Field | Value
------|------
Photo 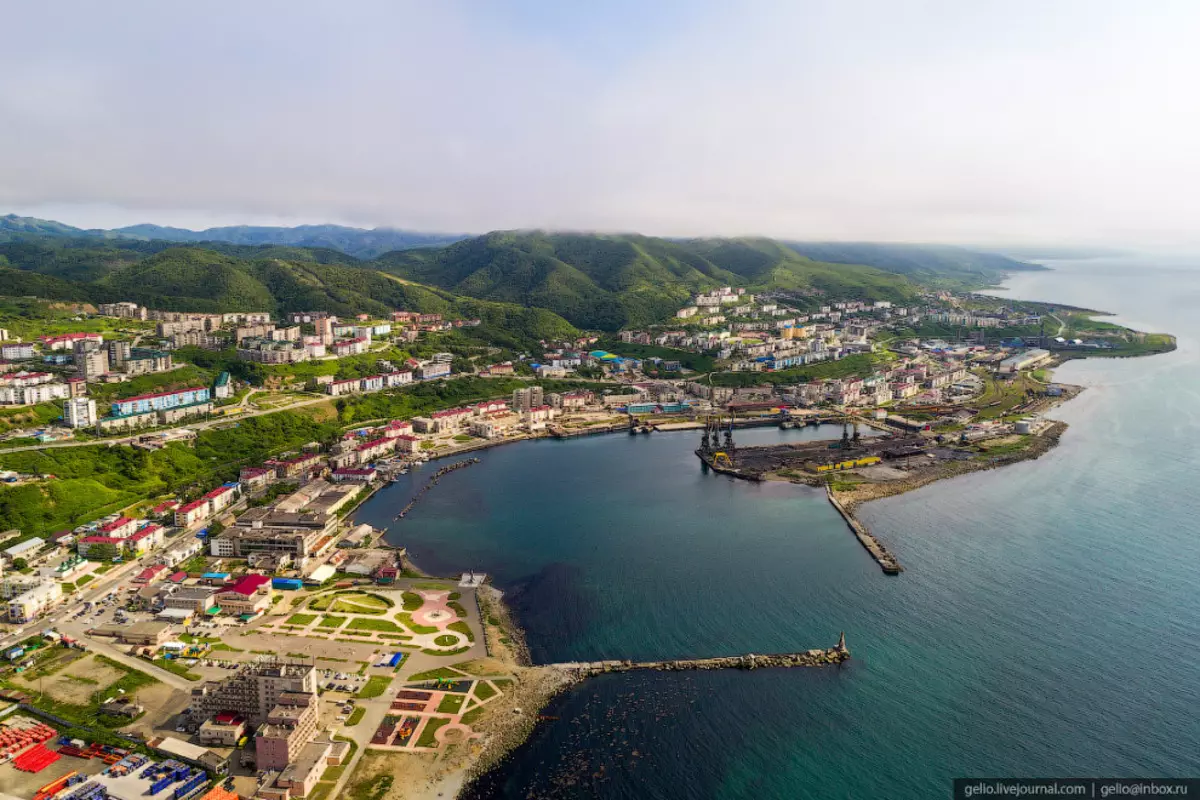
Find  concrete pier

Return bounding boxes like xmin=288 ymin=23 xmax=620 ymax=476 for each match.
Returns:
xmin=826 ymin=485 xmax=903 ymax=574
xmin=550 ymin=636 xmax=850 ymax=676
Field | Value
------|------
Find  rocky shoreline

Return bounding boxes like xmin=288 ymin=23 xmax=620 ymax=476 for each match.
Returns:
xmin=833 ymin=418 xmax=1069 ymax=514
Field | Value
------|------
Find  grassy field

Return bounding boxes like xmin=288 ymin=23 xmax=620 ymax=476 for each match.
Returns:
xmin=356 ymin=674 xmax=393 ymax=698
xmin=7 ymin=653 xmax=160 ymax=728
xmin=436 ymin=693 xmax=465 ymax=714
xmin=346 ymin=617 xmax=405 ymax=633
xmin=317 ymin=614 xmax=346 ymax=629
xmin=0 ymin=402 xmax=63 ymax=436
xmin=345 ymin=706 xmax=366 ymax=726
xmin=286 ymin=613 xmax=317 ymax=626
xmin=473 ymin=681 xmax=498 ymax=701
xmin=415 ymin=717 xmax=448 ymax=748
xmin=407 ymin=667 xmax=463 ymax=682
xmin=973 ymin=370 xmax=1041 ymax=420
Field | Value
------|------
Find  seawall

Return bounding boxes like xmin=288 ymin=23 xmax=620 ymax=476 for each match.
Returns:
xmin=825 ymin=484 xmax=904 ymax=575
xmin=550 ymin=639 xmax=850 ymax=677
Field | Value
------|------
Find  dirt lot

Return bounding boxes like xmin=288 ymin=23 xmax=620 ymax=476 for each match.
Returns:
xmin=120 ymin=682 xmax=192 ymax=739
xmin=344 ymin=750 xmax=458 ymax=800
xmin=16 ymin=654 xmax=125 ymax=705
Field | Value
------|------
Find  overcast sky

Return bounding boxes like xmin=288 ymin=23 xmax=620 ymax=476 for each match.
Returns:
xmin=3 ymin=0 xmax=1199 ymax=247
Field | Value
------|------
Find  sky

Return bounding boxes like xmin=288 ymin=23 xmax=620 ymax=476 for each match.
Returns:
xmin=2 ymin=0 xmax=1199 ymax=247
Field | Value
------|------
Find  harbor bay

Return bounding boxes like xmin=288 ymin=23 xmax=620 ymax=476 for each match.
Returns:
xmin=357 ymin=257 xmax=1200 ymax=799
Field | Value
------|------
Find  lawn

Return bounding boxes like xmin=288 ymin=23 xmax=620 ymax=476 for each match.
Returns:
xmin=154 ymin=658 xmax=202 ymax=681
xmin=286 ymin=614 xmax=317 ymax=626
xmin=436 ymin=693 xmax=465 ymax=714
xmin=415 ymin=718 xmax=448 ymax=748
xmin=356 ymin=675 xmax=393 ymax=699
xmin=407 ymin=667 xmax=463 ymax=682
xmin=448 ymin=620 xmax=474 ymax=643
xmin=400 ymin=592 xmax=422 ymax=611
xmin=345 ymin=706 xmax=366 ymax=726
xmin=346 ymin=617 xmax=404 ymax=633
xmin=394 ymin=612 xmax=438 ymax=634
xmin=433 ymin=635 xmax=458 ymax=647
xmin=473 ymin=681 xmax=497 ymax=702
xmin=317 ymin=615 xmax=346 ymax=629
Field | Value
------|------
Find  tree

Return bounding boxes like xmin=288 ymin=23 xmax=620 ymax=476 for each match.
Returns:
xmin=11 ymin=557 xmax=28 ymax=571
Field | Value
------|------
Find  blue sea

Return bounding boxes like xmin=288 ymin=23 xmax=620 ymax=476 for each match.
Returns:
xmin=356 ymin=256 xmax=1200 ymax=799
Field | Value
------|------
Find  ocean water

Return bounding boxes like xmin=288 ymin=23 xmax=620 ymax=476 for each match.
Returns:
xmin=358 ymin=256 xmax=1200 ymax=799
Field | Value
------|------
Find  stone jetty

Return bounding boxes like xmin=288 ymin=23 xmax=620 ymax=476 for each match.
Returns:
xmin=550 ymin=634 xmax=850 ymax=677
xmin=825 ymin=485 xmax=904 ymax=574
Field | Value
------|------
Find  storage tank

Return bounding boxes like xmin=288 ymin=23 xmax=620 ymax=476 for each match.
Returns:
xmin=1014 ymin=419 xmax=1033 ymax=435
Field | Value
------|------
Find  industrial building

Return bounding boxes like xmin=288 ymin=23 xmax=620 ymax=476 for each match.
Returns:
xmin=998 ymin=348 xmax=1051 ymax=374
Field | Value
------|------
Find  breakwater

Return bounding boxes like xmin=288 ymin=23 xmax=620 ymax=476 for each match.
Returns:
xmin=550 ymin=635 xmax=850 ymax=677
xmin=826 ymin=484 xmax=903 ymax=574
xmin=393 ymin=457 xmax=480 ymax=520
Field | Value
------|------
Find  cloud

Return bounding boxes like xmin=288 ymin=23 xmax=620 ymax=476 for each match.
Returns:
xmin=2 ymin=0 xmax=1200 ymax=246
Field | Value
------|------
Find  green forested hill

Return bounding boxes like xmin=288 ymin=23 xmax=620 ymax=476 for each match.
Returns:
xmin=783 ymin=242 xmax=1043 ymax=287
xmin=96 ymin=248 xmax=278 ymax=311
xmin=0 ymin=220 xmax=1037 ymax=335
xmin=0 ymin=238 xmax=579 ymax=346
xmin=377 ymin=232 xmax=919 ymax=329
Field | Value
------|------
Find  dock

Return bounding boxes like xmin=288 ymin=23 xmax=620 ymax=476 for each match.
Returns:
xmin=549 ymin=635 xmax=849 ymax=676
xmin=825 ymin=485 xmax=903 ymax=574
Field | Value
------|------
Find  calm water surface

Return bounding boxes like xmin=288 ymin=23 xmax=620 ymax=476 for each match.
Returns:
xmin=356 ymin=257 xmax=1200 ymax=799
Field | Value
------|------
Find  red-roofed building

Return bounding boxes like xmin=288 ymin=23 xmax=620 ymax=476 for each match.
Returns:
xmin=382 ymin=420 xmax=413 ymax=438
xmin=524 ymin=404 xmax=556 ymax=424
xmin=40 ymin=332 xmax=103 ymax=351
xmin=393 ymin=434 xmax=420 ymax=454
xmin=332 ymin=337 xmax=368 ymax=357
xmin=383 ymin=371 xmax=413 ymax=388
xmin=214 ymin=574 xmax=273 ymax=617
xmin=326 ymin=377 xmax=361 ymax=396
xmin=168 ymin=571 xmax=188 ymax=583
xmin=332 ymin=467 xmax=378 ymax=483
xmin=428 ymin=406 xmax=472 ymax=432
xmin=202 ymin=484 xmax=239 ymax=514
xmin=472 ymin=399 xmax=508 ymax=415
xmin=97 ymin=517 xmax=137 ymax=539
xmin=151 ymin=500 xmax=180 ymax=518
xmin=175 ymin=498 xmax=210 ymax=528
xmin=127 ymin=524 xmax=164 ymax=555
xmin=354 ymin=437 xmax=396 ymax=464
xmin=133 ymin=564 xmax=168 ymax=583
xmin=266 ymin=453 xmax=323 ymax=480
xmin=239 ymin=466 xmax=272 ymax=491
xmin=480 ymin=361 xmax=514 ymax=376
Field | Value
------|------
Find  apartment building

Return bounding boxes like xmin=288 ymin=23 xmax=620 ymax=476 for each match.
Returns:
xmin=190 ymin=661 xmax=318 ymax=726
xmin=255 ymin=691 xmax=320 ymax=771
xmin=2 ymin=577 xmax=63 ymax=623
